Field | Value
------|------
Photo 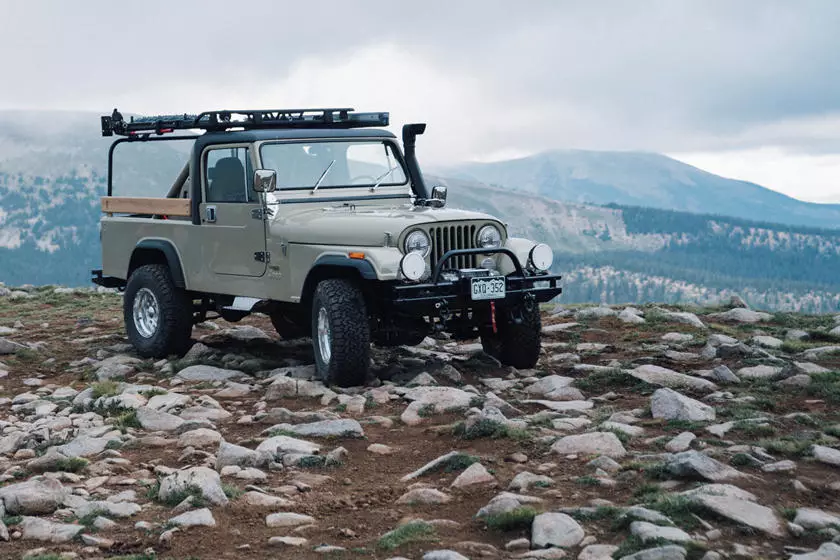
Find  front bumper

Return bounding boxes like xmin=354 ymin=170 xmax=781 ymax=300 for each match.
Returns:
xmin=390 ymin=248 xmax=562 ymax=313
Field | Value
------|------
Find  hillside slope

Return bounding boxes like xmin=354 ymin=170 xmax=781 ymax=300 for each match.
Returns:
xmin=440 ymin=150 xmax=840 ymax=229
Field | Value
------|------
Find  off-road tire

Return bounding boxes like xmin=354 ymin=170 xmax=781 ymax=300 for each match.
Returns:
xmin=124 ymin=264 xmax=193 ymax=359
xmin=480 ymin=303 xmax=542 ymax=369
xmin=270 ymin=312 xmax=306 ymax=340
xmin=311 ymin=279 xmax=370 ymax=387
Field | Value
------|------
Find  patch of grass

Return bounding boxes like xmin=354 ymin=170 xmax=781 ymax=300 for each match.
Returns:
xmin=437 ymin=453 xmax=479 ymax=474
xmin=140 ymin=388 xmax=168 ymax=398
xmin=364 ymin=396 xmax=378 ymax=409
xmin=662 ymin=419 xmax=705 ymax=432
xmin=603 ymin=428 xmax=630 ymax=446
xmin=105 ymin=439 xmax=123 ymax=450
xmin=612 ymin=535 xmax=670 ymax=559
xmin=779 ymin=507 xmax=798 ymax=521
xmin=109 ymin=555 xmax=158 ymax=560
xmin=805 ymin=371 xmax=840 ymax=404
xmin=53 ymin=457 xmax=88 ymax=473
xmin=824 ymin=425 xmax=840 ymax=438
xmin=646 ymin=494 xmax=709 ymax=531
xmin=483 ymin=507 xmax=537 ymax=531
xmin=772 ymin=312 xmax=833 ymax=331
xmin=2 ymin=515 xmax=22 ymax=526
xmin=469 ymin=395 xmax=486 ymax=408
xmin=297 ymin=455 xmax=328 ymax=468
xmin=112 ymin=409 xmax=141 ymax=432
xmin=377 ymin=521 xmax=438 ymax=550
xmin=758 ymin=437 xmax=815 ymax=457
xmin=632 ymin=483 xmax=665 ymax=504
xmin=21 ymin=555 xmax=64 ymax=560
xmin=624 ymin=461 xmax=671 ymax=481
xmin=569 ymin=506 xmax=621 ymax=522
xmin=91 ymin=380 xmax=120 ymax=399
xmin=454 ymin=418 xmax=532 ymax=441
xmin=731 ymin=421 xmax=777 ymax=438
xmin=574 ymin=368 xmax=651 ymax=392
xmin=334 ymin=403 xmax=347 ymax=413
xmin=75 ymin=512 xmax=101 ymax=528
xmin=730 ymin=453 xmax=756 ymax=467
xmin=267 ymin=428 xmax=299 ymax=438
xmin=14 ymin=348 xmax=40 ymax=362
xmin=152 ymin=483 xmax=206 ymax=508
xmin=417 ymin=404 xmax=437 ymax=418
xmin=222 ymin=483 xmax=243 ymax=500
xmin=575 ymin=475 xmax=601 ymax=486
xmin=781 ymin=340 xmax=820 ymax=354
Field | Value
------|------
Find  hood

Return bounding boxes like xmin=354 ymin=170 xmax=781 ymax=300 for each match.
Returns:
xmin=273 ymin=203 xmax=502 ymax=246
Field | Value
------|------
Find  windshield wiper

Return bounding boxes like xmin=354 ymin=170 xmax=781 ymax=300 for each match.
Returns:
xmin=369 ymin=165 xmax=400 ymax=192
xmin=311 ymin=160 xmax=335 ymax=194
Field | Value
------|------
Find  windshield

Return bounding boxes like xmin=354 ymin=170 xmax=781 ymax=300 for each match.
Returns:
xmin=260 ymin=140 xmax=408 ymax=190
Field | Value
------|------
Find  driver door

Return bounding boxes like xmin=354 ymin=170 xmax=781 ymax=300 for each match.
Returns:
xmin=199 ymin=145 xmax=268 ymax=277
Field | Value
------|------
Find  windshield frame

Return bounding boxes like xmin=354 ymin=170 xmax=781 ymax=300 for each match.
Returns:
xmin=257 ymin=138 xmax=410 ymax=192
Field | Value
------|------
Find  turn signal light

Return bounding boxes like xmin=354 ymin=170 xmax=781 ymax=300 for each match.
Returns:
xmin=348 ymin=252 xmax=366 ymax=260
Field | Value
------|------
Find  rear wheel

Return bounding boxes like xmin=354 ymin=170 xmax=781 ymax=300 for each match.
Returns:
xmin=311 ymin=279 xmax=370 ymax=387
xmin=480 ymin=302 xmax=542 ymax=369
xmin=124 ymin=264 xmax=193 ymax=358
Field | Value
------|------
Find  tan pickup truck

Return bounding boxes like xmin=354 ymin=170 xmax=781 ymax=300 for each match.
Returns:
xmin=93 ymin=108 xmax=561 ymax=386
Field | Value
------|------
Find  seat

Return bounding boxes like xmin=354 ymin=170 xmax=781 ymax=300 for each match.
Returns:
xmin=209 ymin=157 xmax=247 ymax=202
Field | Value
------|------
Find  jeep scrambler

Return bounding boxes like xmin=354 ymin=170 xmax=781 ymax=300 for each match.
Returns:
xmin=93 ymin=108 xmax=562 ymax=386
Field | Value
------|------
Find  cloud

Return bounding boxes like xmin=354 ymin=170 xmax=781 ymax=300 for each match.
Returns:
xmin=2 ymin=0 xmax=840 ymax=199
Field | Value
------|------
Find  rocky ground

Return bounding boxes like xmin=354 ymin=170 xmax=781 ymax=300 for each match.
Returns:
xmin=1 ymin=288 xmax=840 ymax=559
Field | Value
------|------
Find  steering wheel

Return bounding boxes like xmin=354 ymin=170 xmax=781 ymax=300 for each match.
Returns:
xmin=352 ymin=175 xmax=377 ymax=185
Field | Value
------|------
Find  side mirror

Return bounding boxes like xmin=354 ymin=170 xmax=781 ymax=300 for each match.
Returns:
xmin=429 ymin=185 xmax=447 ymax=208
xmin=253 ymin=169 xmax=277 ymax=193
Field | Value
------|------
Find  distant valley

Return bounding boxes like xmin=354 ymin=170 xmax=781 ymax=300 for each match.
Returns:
xmin=2 ymin=111 xmax=840 ymax=313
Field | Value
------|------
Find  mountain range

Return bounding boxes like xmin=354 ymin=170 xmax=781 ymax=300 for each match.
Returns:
xmin=1 ymin=110 xmax=840 ymax=312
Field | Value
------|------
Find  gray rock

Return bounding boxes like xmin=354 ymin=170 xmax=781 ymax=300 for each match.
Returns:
xmin=789 ymin=543 xmax=840 ymax=560
xmin=793 ymin=508 xmax=840 ymax=530
xmin=216 ymin=440 xmax=267 ymax=469
xmin=403 ymin=386 xmax=474 ymax=411
xmin=802 ymin=346 xmax=840 ymax=361
xmin=135 ymin=406 xmax=185 ymax=431
xmin=663 ymin=311 xmax=706 ymax=329
xmin=575 ymin=306 xmax=616 ymax=319
xmin=666 ymin=451 xmax=746 ymax=482
xmin=159 ymin=466 xmax=228 ymax=506
xmin=53 ymin=436 xmax=111 ymax=458
xmin=551 ymin=432 xmax=626 ymax=458
xmin=525 ymin=375 xmax=575 ymax=395
xmin=169 ymin=507 xmax=216 ymax=527
xmin=508 ymin=471 xmax=553 ymax=492
xmin=650 ymin=388 xmax=715 ymax=422
xmin=269 ymin=419 xmax=364 ymax=438
xmin=619 ymin=546 xmax=687 ymax=560
xmin=265 ymin=511 xmax=316 ymax=527
xmin=0 ymin=477 xmax=68 ymax=514
xmin=401 ymin=451 xmax=461 ymax=481
xmin=664 ymin=432 xmax=696 ymax=453
xmin=630 ymin=520 xmax=692 ymax=543
xmin=708 ymin=308 xmax=772 ymax=323
xmin=711 ymin=365 xmax=740 ymax=384
xmin=813 ymin=445 xmax=840 ymax=467
xmin=256 ymin=435 xmax=320 ymax=457
xmin=580 ymin=544 xmax=621 ymax=560
xmin=451 ymin=463 xmax=495 ymax=488
xmin=18 ymin=516 xmax=84 ymax=542
xmin=752 ymin=335 xmax=783 ymax=349
xmin=423 ymin=551 xmax=469 ymax=560
xmin=787 ymin=329 xmax=810 ymax=341
xmin=736 ymin=365 xmax=784 ymax=380
xmin=682 ymin=484 xmax=785 ymax=537
xmin=177 ymin=365 xmax=241 ymax=382
xmin=396 ymin=488 xmax=451 ymax=505
xmin=0 ymin=338 xmax=25 ymax=354
xmin=619 ymin=308 xmax=646 ymax=324
xmin=630 ymin=365 xmax=717 ymax=392
xmin=531 ymin=512 xmax=585 ymax=548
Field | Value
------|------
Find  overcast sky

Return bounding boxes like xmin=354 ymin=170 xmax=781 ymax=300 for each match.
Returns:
xmin=2 ymin=1 xmax=840 ymax=202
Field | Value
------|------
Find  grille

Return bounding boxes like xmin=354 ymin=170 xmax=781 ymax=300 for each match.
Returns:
xmin=429 ymin=224 xmax=477 ymax=270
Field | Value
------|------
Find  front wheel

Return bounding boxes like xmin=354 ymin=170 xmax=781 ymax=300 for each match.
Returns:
xmin=480 ymin=302 xmax=542 ymax=369
xmin=311 ymin=279 xmax=370 ymax=387
xmin=124 ymin=264 xmax=193 ymax=358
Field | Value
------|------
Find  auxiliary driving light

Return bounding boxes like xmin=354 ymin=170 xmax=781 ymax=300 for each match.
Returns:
xmin=400 ymin=252 xmax=426 ymax=281
xmin=529 ymin=243 xmax=553 ymax=272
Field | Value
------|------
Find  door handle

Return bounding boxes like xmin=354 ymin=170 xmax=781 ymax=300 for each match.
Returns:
xmin=205 ymin=206 xmax=217 ymax=223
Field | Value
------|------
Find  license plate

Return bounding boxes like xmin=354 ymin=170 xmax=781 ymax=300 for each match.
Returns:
xmin=471 ymin=277 xmax=506 ymax=301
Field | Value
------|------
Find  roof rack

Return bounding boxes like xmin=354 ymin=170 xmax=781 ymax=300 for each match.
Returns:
xmin=101 ymin=108 xmax=390 ymax=137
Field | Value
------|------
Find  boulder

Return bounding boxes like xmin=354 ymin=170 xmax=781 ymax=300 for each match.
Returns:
xmin=158 ymin=466 xmax=228 ymax=506
xmin=177 ymin=365 xmax=241 ymax=382
xmin=268 ymin=419 xmax=364 ymax=438
xmin=665 ymin=451 xmax=747 ymax=482
xmin=169 ymin=507 xmax=216 ymax=527
xmin=265 ymin=512 xmax=316 ymax=528
xmin=18 ymin=517 xmax=84 ymax=542
xmin=551 ymin=432 xmax=626 ymax=458
xmin=630 ymin=365 xmax=717 ymax=392
xmin=0 ymin=477 xmax=68 ymax=514
xmin=708 ymin=308 xmax=772 ymax=323
xmin=650 ymin=388 xmax=715 ymax=422
xmin=135 ymin=406 xmax=185 ymax=431
xmin=531 ymin=512 xmax=585 ymax=548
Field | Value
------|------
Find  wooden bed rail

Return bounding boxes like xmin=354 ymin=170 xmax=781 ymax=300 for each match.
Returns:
xmin=101 ymin=197 xmax=191 ymax=217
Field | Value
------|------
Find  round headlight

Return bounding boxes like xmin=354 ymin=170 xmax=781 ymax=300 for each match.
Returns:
xmin=400 ymin=252 xmax=426 ymax=281
xmin=404 ymin=230 xmax=431 ymax=257
xmin=529 ymin=243 xmax=553 ymax=272
xmin=477 ymin=225 xmax=502 ymax=249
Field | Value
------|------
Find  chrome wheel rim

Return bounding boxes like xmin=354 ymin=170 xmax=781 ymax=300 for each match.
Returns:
xmin=317 ymin=307 xmax=331 ymax=364
xmin=133 ymin=288 xmax=160 ymax=338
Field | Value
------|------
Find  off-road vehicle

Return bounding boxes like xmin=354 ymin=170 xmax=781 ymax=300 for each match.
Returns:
xmin=93 ymin=108 xmax=562 ymax=386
